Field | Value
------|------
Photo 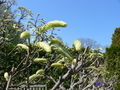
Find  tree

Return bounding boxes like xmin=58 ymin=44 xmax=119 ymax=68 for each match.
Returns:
xmin=5 ymin=20 xmax=116 ymax=90
xmin=105 ymin=27 xmax=120 ymax=89
xmin=105 ymin=27 xmax=120 ymax=75
xmin=0 ymin=0 xmax=33 ymax=88
xmin=79 ymin=38 xmax=103 ymax=49
xmin=0 ymin=1 xmax=60 ymax=89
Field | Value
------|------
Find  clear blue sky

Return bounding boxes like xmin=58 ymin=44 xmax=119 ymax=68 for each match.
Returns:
xmin=17 ymin=0 xmax=120 ymax=47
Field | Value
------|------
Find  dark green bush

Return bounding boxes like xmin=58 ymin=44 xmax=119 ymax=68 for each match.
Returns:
xmin=105 ymin=27 xmax=120 ymax=90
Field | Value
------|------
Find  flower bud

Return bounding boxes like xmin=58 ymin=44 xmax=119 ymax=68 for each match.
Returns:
xmin=17 ymin=44 xmax=29 ymax=50
xmin=4 ymin=72 xmax=9 ymax=81
xmin=29 ymin=74 xmax=38 ymax=81
xmin=51 ymin=63 xmax=63 ymax=68
xmin=34 ymin=58 xmax=47 ymax=63
xmin=36 ymin=42 xmax=51 ymax=53
xmin=20 ymin=32 xmax=30 ymax=39
xmin=72 ymin=59 xmax=76 ymax=64
xmin=98 ymin=48 xmax=103 ymax=51
xmin=57 ymin=58 xmax=65 ymax=64
xmin=73 ymin=40 xmax=82 ymax=52
xmin=50 ymin=38 xmax=63 ymax=46
xmin=40 ymin=20 xmax=67 ymax=32
xmin=36 ymin=69 xmax=45 ymax=75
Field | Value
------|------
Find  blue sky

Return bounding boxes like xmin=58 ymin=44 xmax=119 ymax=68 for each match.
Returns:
xmin=17 ymin=0 xmax=120 ymax=47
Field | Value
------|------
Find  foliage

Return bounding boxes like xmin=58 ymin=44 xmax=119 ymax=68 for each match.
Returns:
xmin=0 ymin=1 xmax=23 ymax=88
xmin=105 ymin=27 xmax=120 ymax=76
xmin=105 ymin=27 xmax=120 ymax=90
xmin=111 ymin=27 xmax=120 ymax=46
xmin=106 ymin=46 xmax=120 ymax=75
xmin=115 ymin=82 xmax=120 ymax=90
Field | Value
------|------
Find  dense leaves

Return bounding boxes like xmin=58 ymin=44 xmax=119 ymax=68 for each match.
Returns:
xmin=105 ymin=27 xmax=120 ymax=89
xmin=105 ymin=28 xmax=120 ymax=76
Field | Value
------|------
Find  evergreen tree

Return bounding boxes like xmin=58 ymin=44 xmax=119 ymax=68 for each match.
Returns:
xmin=105 ymin=27 xmax=120 ymax=89
xmin=105 ymin=27 xmax=120 ymax=75
xmin=112 ymin=27 xmax=120 ymax=46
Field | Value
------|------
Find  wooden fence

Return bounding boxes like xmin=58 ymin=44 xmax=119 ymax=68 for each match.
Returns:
xmin=9 ymin=84 xmax=47 ymax=90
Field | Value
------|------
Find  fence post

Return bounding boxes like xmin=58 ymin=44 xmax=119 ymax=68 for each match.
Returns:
xmin=9 ymin=84 xmax=47 ymax=90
